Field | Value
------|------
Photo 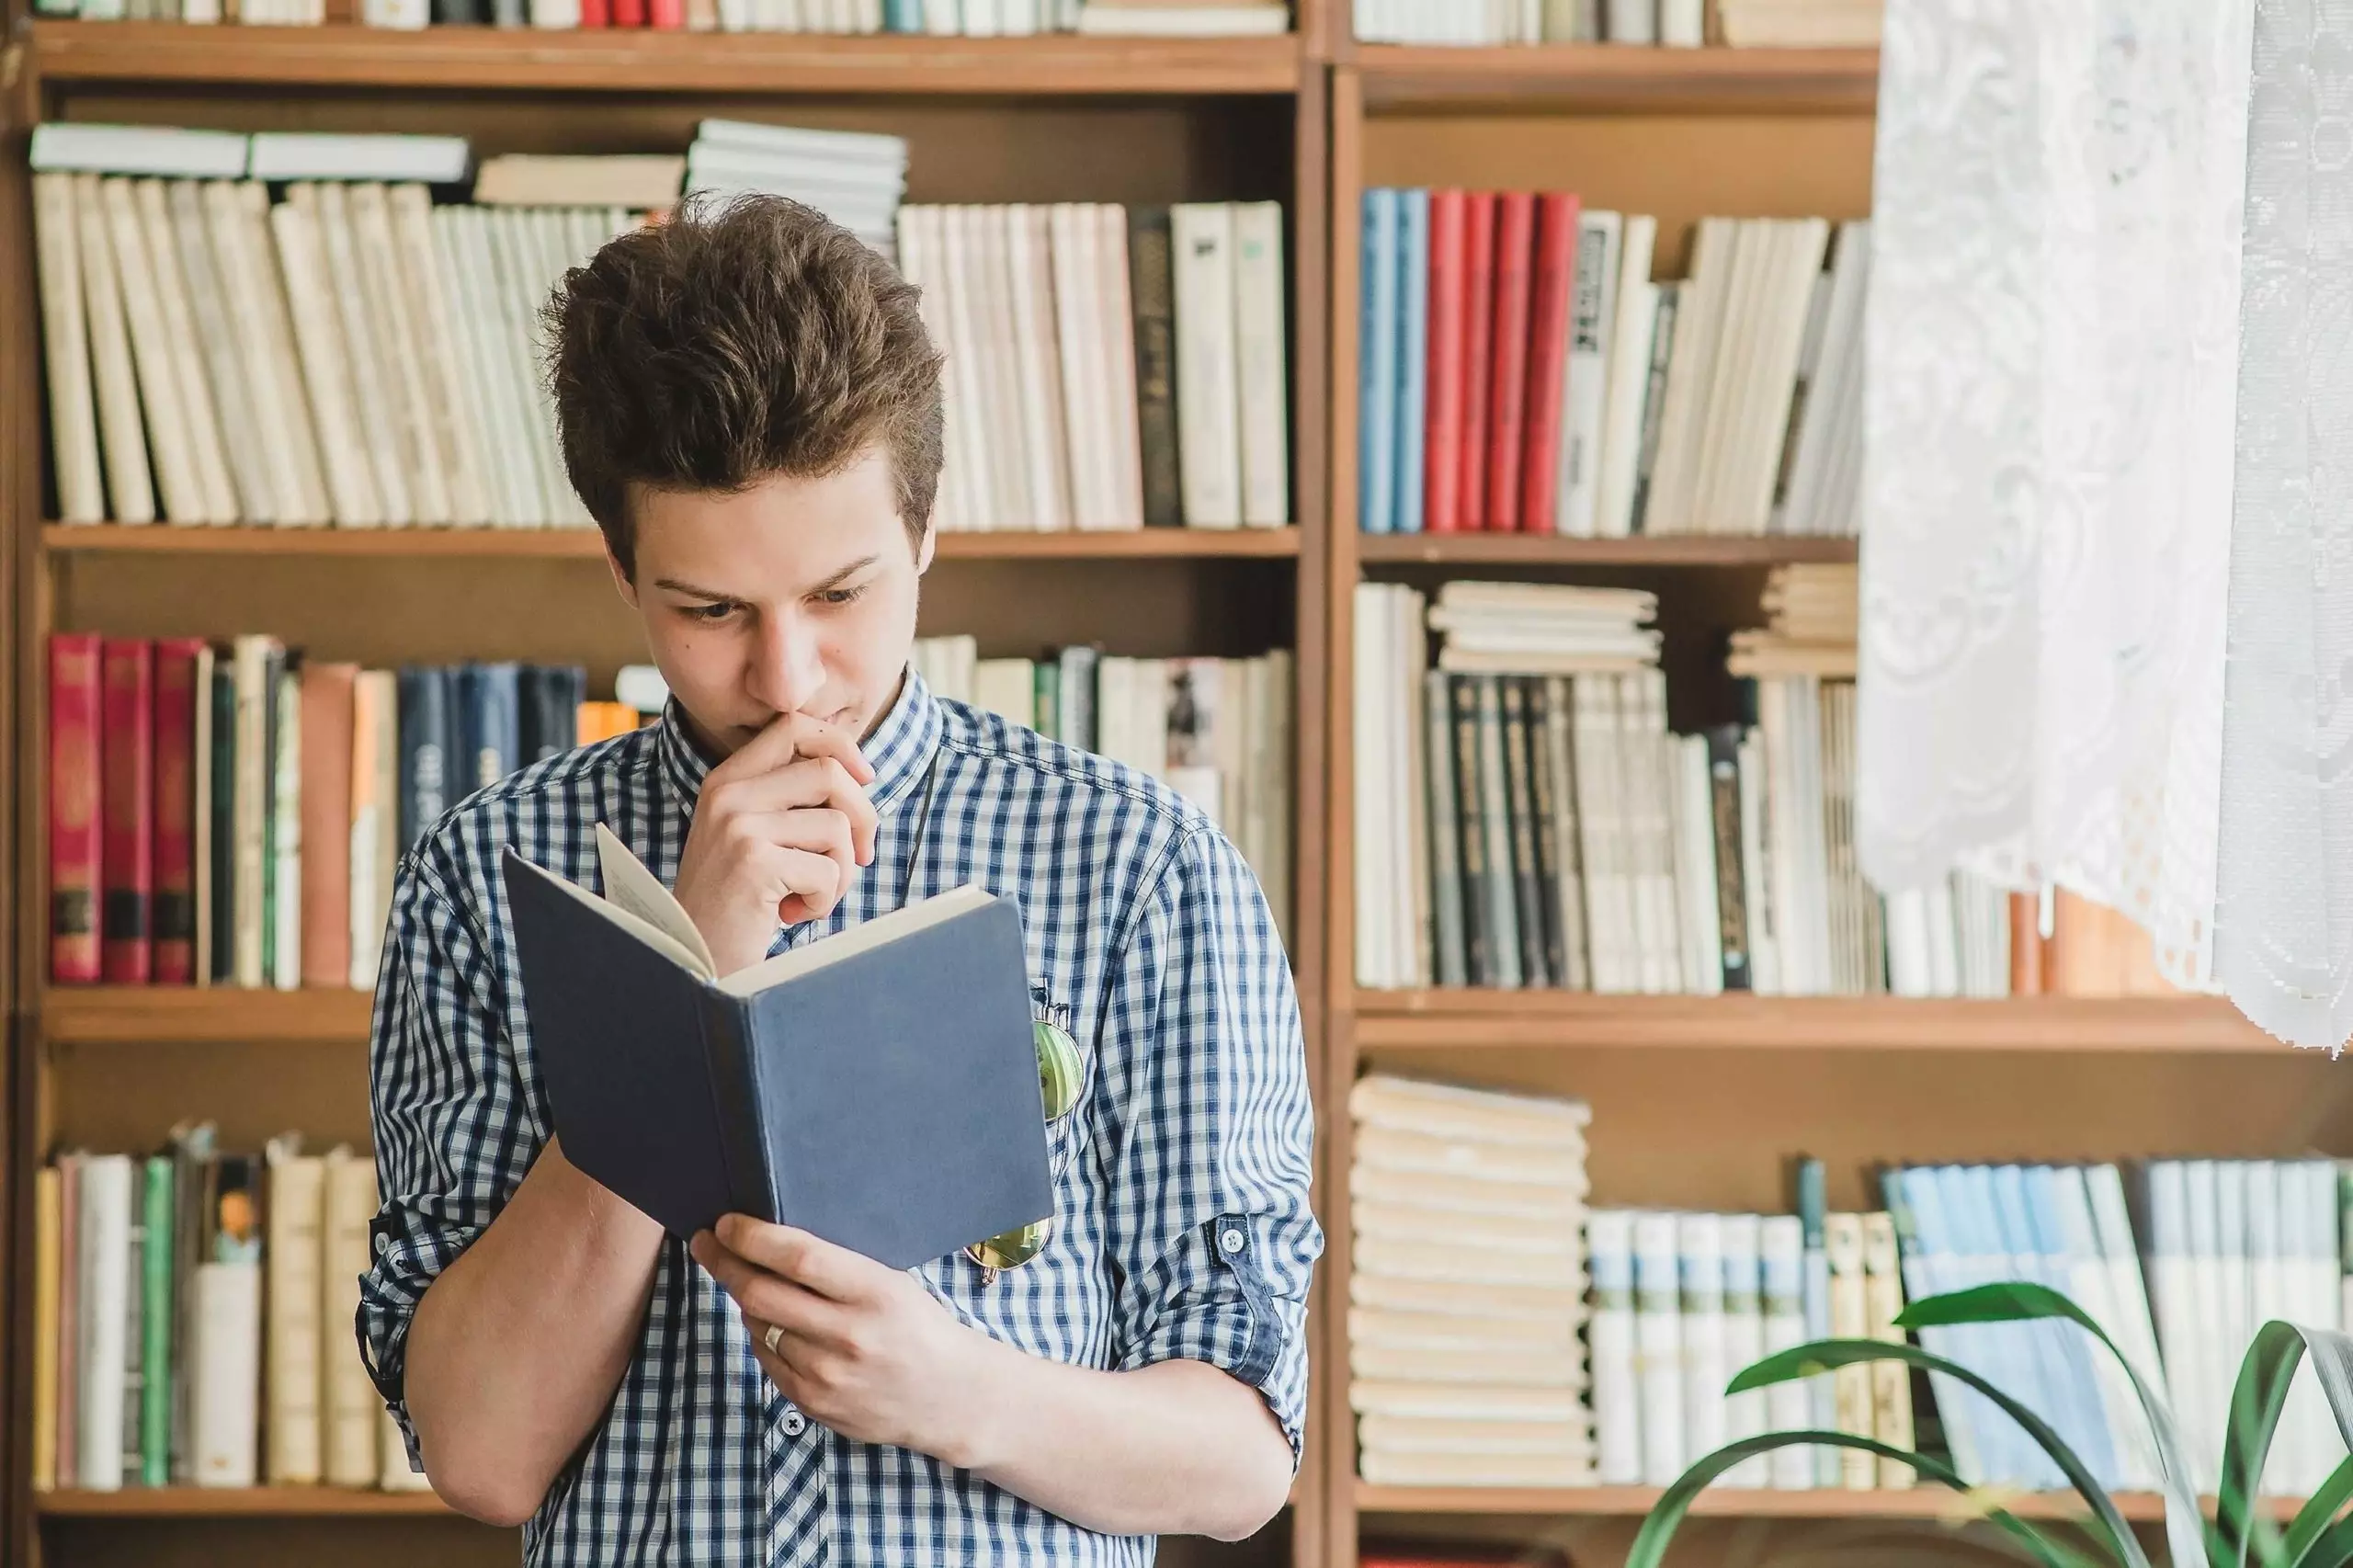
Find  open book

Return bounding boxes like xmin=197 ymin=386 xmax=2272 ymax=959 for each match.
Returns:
xmin=502 ymin=825 xmax=1053 ymax=1269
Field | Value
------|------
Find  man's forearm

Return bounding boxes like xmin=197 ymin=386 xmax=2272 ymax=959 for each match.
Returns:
xmin=945 ymin=1343 xmax=1295 ymax=1541
xmin=404 ymin=1137 xmax=664 ymax=1527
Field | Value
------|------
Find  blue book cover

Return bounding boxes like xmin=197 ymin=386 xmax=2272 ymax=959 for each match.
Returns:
xmin=456 ymin=661 xmax=522 ymax=799
xmin=2006 ymin=1164 xmax=2120 ymax=1489
xmin=1794 ymin=1156 xmax=1835 ymax=1484
xmin=501 ymin=833 xmax=1052 ymax=1267
xmin=1911 ymin=1165 xmax=2020 ymax=1486
xmin=1359 ymin=188 xmax=1400 ymax=535
xmin=1395 ymin=188 xmax=1430 ymax=535
xmin=882 ymin=0 xmax=923 ymax=28
xmin=396 ymin=665 xmax=451 ymax=855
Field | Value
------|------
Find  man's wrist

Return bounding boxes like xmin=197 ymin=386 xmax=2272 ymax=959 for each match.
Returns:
xmin=932 ymin=1324 xmax=1020 ymax=1473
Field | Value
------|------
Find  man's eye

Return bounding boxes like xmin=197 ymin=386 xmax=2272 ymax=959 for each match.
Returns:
xmin=816 ymin=586 xmax=866 ymax=607
xmin=687 ymin=603 xmax=736 ymax=622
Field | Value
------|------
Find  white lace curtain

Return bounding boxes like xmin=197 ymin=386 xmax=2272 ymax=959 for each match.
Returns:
xmin=1857 ymin=0 xmax=2353 ymax=1049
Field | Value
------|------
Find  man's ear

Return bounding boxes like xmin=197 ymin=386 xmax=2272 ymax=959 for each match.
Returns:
xmin=605 ymin=540 xmax=639 ymax=608
xmin=914 ymin=525 xmax=936 ymax=576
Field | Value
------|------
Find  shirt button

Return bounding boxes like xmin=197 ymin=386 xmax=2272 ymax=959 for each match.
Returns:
xmin=780 ymin=1410 xmax=808 ymax=1437
xmin=1220 ymin=1227 xmax=1245 ymax=1255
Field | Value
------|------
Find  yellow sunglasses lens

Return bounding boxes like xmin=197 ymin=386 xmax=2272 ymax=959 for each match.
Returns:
xmin=966 ymin=1019 xmax=1086 ymax=1276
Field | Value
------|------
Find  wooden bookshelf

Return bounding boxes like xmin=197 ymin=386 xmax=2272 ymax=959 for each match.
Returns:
xmin=43 ymin=523 xmax=1305 ymax=561
xmin=1346 ymin=42 xmax=1881 ymax=111
xmin=1352 ymin=1483 xmax=2311 ymax=1524
xmin=1355 ymin=532 xmax=1855 ymax=566
xmin=36 ymin=1487 xmax=454 ymax=1517
xmin=32 ymin=19 xmax=1306 ymax=94
xmin=41 ymin=986 xmax=375 ymax=1046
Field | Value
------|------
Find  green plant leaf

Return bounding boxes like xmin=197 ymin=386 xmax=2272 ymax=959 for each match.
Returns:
xmin=1625 ymin=1428 xmax=2112 ymax=1568
xmin=2282 ymin=1506 xmax=2353 ymax=1568
xmin=1895 ymin=1282 xmax=2206 ymax=1568
xmin=2279 ymin=1455 xmax=2353 ymax=1568
xmin=2219 ymin=1324 xmax=2353 ymax=1568
xmin=1726 ymin=1335 xmax=2149 ymax=1568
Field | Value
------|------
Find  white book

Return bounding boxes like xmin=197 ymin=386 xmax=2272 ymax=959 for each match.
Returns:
xmin=1593 ymin=227 xmax=1656 ymax=540
xmin=2049 ymin=1166 xmax=2159 ymax=1492
xmin=1737 ymin=729 xmax=1781 ymax=994
xmin=971 ymin=207 xmax=1035 ymax=528
xmin=1557 ymin=210 xmax=1620 ymax=539
xmin=1759 ymin=1215 xmax=1813 ymax=1487
xmin=1859 ymin=1211 xmax=1916 ymax=1489
xmin=1633 ymin=1210 xmax=1686 ymax=1485
xmin=33 ymin=172 xmax=106 ymax=524
xmin=1573 ymin=676 xmax=1631 ymax=994
xmin=1001 ymin=207 xmax=1072 ymax=532
xmin=30 ymin=124 xmax=249 ymax=181
xmin=76 ymin=1154 xmax=135 ymax=1492
xmin=1170 ymin=202 xmax=1244 ymax=528
xmin=2245 ymin=1162 xmax=2294 ymax=1493
xmin=1044 ymin=205 xmax=1106 ymax=529
xmin=349 ymin=183 xmax=451 ymax=528
xmin=1604 ymin=0 xmax=1652 ymax=40
xmin=1588 ymin=1210 xmax=1642 ymax=1485
xmin=321 ymin=1153 xmax=380 ymax=1485
xmin=1719 ymin=1214 xmax=1770 ymax=1486
xmin=1643 ymin=216 xmax=1733 ymax=536
xmin=100 ymin=177 xmax=207 ymax=524
xmin=1657 ymin=0 xmax=1699 ymax=42
xmin=1680 ymin=1212 xmax=1729 ymax=1471
xmin=1395 ymin=592 xmax=1431 ymax=989
xmin=192 ymin=1259 xmax=262 ymax=1487
xmin=1725 ymin=220 xmax=1831 ymax=535
xmin=1824 ymin=1212 xmax=1872 ymax=1488
xmin=2291 ymin=1161 xmax=2342 ymax=1496
xmin=434 ymin=208 xmax=529 ymax=528
xmin=164 ymin=182 xmax=276 ymax=525
xmin=936 ymin=207 xmax=998 ymax=529
xmin=263 ymin=1138 xmax=324 ymax=1485
xmin=1671 ymin=733 xmax=1722 ymax=995
xmin=1232 ymin=200 xmax=1289 ymax=527
xmin=248 ymin=132 xmax=471 ymax=187
xmin=308 ymin=184 xmax=414 ymax=528
xmin=1782 ymin=222 xmax=1870 ymax=536
xmin=218 ymin=181 xmax=332 ymax=526
xmin=1354 ymin=584 xmax=1398 ymax=986
xmin=270 ymin=196 xmax=384 ymax=528
xmin=392 ymin=186 xmax=492 ymax=528
xmin=1091 ymin=204 xmax=1148 ymax=529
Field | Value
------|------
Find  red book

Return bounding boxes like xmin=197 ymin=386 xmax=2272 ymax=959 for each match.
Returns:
xmin=152 ymin=639 xmax=205 ymax=986
xmin=49 ymin=633 xmax=103 ymax=985
xmin=1459 ymin=191 xmax=1496 ymax=530
xmin=611 ymin=0 xmax=646 ymax=27
xmin=1423 ymin=190 xmax=1469 ymax=534
xmin=1485 ymin=191 xmax=1537 ymax=534
xmin=1519 ymin=192 xmax=1582 ymax=534
xmin=648 ymin=0 xmax=684 ymax=26
xmin=101 ymin=639 xmax=154 ymax=985
xmin=579 ymin=0 xmax=609 ymax=23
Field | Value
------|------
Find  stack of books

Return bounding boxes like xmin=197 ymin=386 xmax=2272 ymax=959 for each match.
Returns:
xmin=1714 ymin=0 xmax=1880 ymax=46
xmin=1358 ymin=196 xmax=1869 ymax=540
xmin=1074 ymin=0 xmax=1288 ymax=32
xmin=1348 ymin=1074 xmax=1594 ymax=1488
xmin=911 ymin=633 xmax=1293 ymax=928
xmin=1354 ymin=0 xmax=1704 ymax=45
xmin=29 ymin=1127 xmax=424 ymax=1495
xmin=46 ymin=632 xmax=597 ymax=989
xmin=896 ymin=201 xmax=1289 ymax=532
xmin=684 ymin=119 xmax=907 ymax=263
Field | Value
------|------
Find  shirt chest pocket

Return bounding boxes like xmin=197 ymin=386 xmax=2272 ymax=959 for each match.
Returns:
xmin=1031 ymin=988 xmax=1095 ymax=1196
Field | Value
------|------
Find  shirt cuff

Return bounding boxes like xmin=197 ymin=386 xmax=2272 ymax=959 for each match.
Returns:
xmin=355 ymin=1202 xmax=484 ymax=1477
xmin=1114 ymin=1213 xmax=1308 ymax=1464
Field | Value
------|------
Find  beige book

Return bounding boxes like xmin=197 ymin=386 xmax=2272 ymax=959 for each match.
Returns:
xmin=264 ymin=1138 xmax=325 ymax=1484
xmin=1349 ymin=1074 xmax=1593 ymax=1144
xmin=474 ymin=209 xmax=563 ymax=527
xmin=893 ymin=210 xmax=956 ymax=529
xmin=237 ymin=181 xmax=336 ymax=525
xmin=308 ymin=183 xmax=414 ymax=528
xmin=1354 ymin=1233 xmax=1583 ymax=1290
xmin=1686 ymin=220 xmax=1767 ymax=533
xmin=1353 ymin=1199 xmax=1583 ymax=1256
xmin=1004 ymin=206 xmax=1072 ymax=532
xmin=322 ymin=1148 xmax=380 ymax=1486
xmin=191 ymin=1258 xmax=262 ymax=1488
xmin=1092 ymin=203 xmax=1147 ymax=529
xmin=100 ymin=177 xmax=209 ymax=524
xmin=75 ymin=175 xmax=157 ymax=524
xmin=231 ymin=635 xmax=278 ymax=988
xmin=32 ymin=173 xmax=106 ymax=524
xmin=519 ymin=210 xmax=590 ymax=527
xmin=1824 ymin=1210 xmax=1873 ymax=1488
xmin=1350 ymin=1343 xmax=1587 ymax=1389
xmin=1348 ymin=1271 xmax=1584 ymax=1322
xmin=473 ymin=153 xmax=685 ymax=210
xmin=1045 ymin=204 xmax=1106 ymax=528
xmin=348 ymin=183 xmax=452 ymax=528
xmin=201 ymin=181 xmax=323 ymax=526
xmin=971 ymin=205 xmax=1034 ymax=528
xmin=1348 ymin=1379 xmax=1587 ymax=1424
xmin=270 ymin=195 xmax=383 ymax=527
xmin=390 ymin=185 xmax=494 ymax=528
xmin=1256 ymin=650 xmax=1293 ymax=934
xmin=1231 ymin=199 xmax=1288 ymax=527
xmin=1353 ymin=1124 xmax=1586 ymax=1187
xmin=1358 ymin=1449 xmax=1594 ymax=1489
xmin=1349 ymin=1307 xmax=1581 ymax=1355
xmin=1350 ymin=1164 xmax=1585 ymax=1220
xmin=165 ymin=182 xmax=276 ymax=524
xmin=32 ymin=1166 xmax=61 ymax=1490
xmin=349 ymin=670 xmax=392 ymax=989
xmin=133 ymin=179 xmax=239 ymax=525
xmin=1170 ymin=201 xmax=1242 ymax=527
xmin=1861 ymin=1210 xmax=1916 ymax=1488
xmin=921 ymin=206 xmax=987 ymax=531
xmin=1643 ymin=215 xmax=1733 ymax=536
xmin=1357 ymin=1413 xmax=1591 ymax=1457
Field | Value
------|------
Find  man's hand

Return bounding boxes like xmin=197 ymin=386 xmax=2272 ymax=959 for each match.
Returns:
xmin=689 ymin=1216 xmax=984 ymax=1462
xmin=672 ymin=714 xmax=881 ymax=976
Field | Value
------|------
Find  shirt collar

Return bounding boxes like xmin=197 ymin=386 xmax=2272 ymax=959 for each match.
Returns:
xmin=655 ymin=665 xmax=943 ymax=820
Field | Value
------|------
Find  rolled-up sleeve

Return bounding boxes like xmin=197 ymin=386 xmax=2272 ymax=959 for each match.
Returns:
xmin=356 ymin=852 xmax=541 ymax=1474
xmin=1099 ymin=823 xmax=1323 ymax=1463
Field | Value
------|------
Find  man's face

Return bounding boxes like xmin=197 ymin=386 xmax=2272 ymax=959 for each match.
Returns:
xmin=611 ymin=449 xmax=932 ymax=760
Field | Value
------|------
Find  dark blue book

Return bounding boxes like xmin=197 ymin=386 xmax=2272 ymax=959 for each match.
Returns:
xmin=521 ymin=665 xmax=585 ymax=767
xmin=500 ymin=827 xmax=1054 ymax=1267
xmin=397 ymin=666 xmax=451 ymax=854
xmin=454 ymin=661 xmax=521 ymax=797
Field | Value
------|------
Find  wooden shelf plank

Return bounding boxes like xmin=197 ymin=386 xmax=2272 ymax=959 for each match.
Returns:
xmin=32 ymin=19 xmax=1302 ymax=94
xmin=1351 ymin=42 xmax=1880 ymax=112
xmin=36 ymin=1486 xmax=457 ymax=1517
xmin=43 ymin=523 xmax=1301 ymax=562
xmin=43 ymin=986 xmax=375 ymax=1046
xmin=1354 ymin=1482 xmax=2303 ymax=1521
xmin=1354 ymin=532 xmax=1856 ymax=567
xmin=1352 ymin=992 xmax=2282 ymax=1053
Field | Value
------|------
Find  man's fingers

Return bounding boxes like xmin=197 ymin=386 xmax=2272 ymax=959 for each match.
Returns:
xmin=709 ymin=711 xmax=876 ymax=792
xmin=767 ymin=846 xmax=848 ymax=924
xmin=711 ymin=758 xmax=880 ymax=864
xmin=689 ymin=1231 xmax=837 ymax=1336
xmin=715 ymin=1214 xmax=876 ymax=1304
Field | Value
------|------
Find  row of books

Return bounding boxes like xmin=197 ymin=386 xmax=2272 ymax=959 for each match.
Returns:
xmin=909 ymin=634 xmax=1294 ymax=931
xmin=1353 ymin=0 xmax=1875 ymax=44
xmin=1347 ymin=1073 xmax=1595 ymax=1489
xmin=30 ymin=1129 xmax=423 ymax=1494
xmin=1358 ymin=197 xmax=1866 ymax=540
xmin=896 ymin=201 xmax=1291 ymax=533
xmin=46 ymin=632 xmax=613 ymax=987
xmin=37 ymin=0 xmax=1289 ymax=32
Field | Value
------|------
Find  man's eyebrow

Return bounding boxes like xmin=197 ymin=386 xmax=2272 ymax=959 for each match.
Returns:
xmin=651 ymin=556 xmax=880 ymax=602
xmin=808 ymin=554 xmax=881 ymax=593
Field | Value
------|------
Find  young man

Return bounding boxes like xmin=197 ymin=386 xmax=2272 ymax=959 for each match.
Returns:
xmin=356 ymin=195 xmax=1322 ymax=1563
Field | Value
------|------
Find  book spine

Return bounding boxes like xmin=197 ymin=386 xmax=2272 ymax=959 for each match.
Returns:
xmin=1705 ymin=723 xmax=1752 ymax=991
xmin=1423 ymin=189 xmax=1466 ymax=534
xmin=1449 ymin=674 xmax=1489 ymax=986
xmin=153 ymin=639 xmax=204 ymax=985
xmin=101 ymin=639 xmax=155 ymax=985
xmin=1394 ymin=188 xmax=1430 ymax=536
xmin=1518 ymin=192 xmax=1577 ymax=536
xmin=209 ymin=666 xmax=237 ymax=986
xmin=702 ymin=996 xmax=779 ymax=1221
xmin=1128 ymin=206 xmax=1183 ymax=529
xmin=1358 ymin=189 xmax=1399 ymax=536
xmin=51 ymin=634 xmax=105 ymax=984
xmin=1458 ymin=191 xmax=1496 ymax=531
xmin=1484 ymin=191 xmax=1535 ymax=534
xmin=1498 ymin=676 xmax=1550 ymax=988
xmin=141 ymin=1156 xmax=172 ymax=1486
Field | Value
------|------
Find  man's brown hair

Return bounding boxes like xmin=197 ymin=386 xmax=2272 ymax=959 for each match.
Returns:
xmin=544 ymin=193 xmax=945 ymax=578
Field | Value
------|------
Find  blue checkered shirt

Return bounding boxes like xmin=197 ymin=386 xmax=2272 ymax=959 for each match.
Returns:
xmin=358 ymin=667 xmax=1322 ymax=1564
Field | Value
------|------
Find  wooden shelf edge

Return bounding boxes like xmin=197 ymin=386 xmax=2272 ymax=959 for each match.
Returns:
xmin=1354 ymin=531 xmax=1858 ymax=566
xmin=1349 ymin=992 xmax=2283 ymax=1053
xmin=42 ymin=523 xmax=1300 ymax=562
xmin=1350 ymin=41 xmax=1880 ymax=111
xmin=31 ymin=19 xmax=1303 ymax=93
xmin=40 ymin=985 xmax=375 ymax=1045
xmin=36 ymin=1485 xmax=456 ymax=1517
xmin=1353 ymin=1481 xmax=2304 ymax=1521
